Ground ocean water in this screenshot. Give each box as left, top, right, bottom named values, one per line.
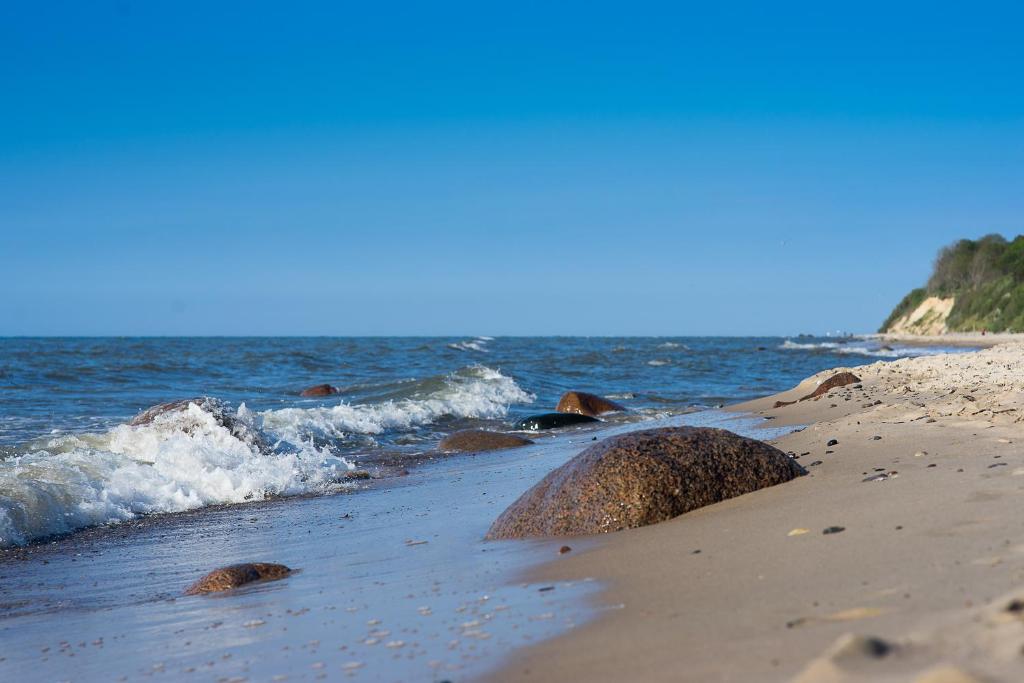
left=0, top=335, right=970, bottom=548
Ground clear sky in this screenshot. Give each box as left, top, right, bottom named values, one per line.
left=2, top=1, right=1022, bottom=336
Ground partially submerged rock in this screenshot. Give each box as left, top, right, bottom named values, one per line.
left=555, top=391, right=625, bottom=417
left=801, top=372, right=862, bottom=401
left=513, top=413, right=600, bottom=431
left=487, top=426, right=806, bottom=539
left=300, top=383, right=338, bottom=397
left=130, top=397, right=270, bottom=453
left=185, top=562, right=292, bottom=595
left=439, top=430, right=534, bottom=452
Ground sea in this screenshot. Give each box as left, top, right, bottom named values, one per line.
left=0, top=335, right=965, bottom=549
left=0, top=335, right=973, bottom=682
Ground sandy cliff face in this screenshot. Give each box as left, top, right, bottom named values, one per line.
left=884, top=296, right=954, bottom=335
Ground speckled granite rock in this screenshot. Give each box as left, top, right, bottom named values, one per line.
left=486, top=426, right=805, bottom=539
left=555, top=391, right=626, bottom=417
left=438, top=430, right=534, bottom=452
left=185, top=563, right=292, bottom=595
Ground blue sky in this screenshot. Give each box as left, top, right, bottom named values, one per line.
left=2, top=1, right=1022, bottom=335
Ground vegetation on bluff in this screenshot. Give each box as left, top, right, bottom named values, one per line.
left=881, top=234, right=1024, bottom=333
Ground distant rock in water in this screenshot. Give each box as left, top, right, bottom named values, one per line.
left=439, top=430, right=534, bottom=452
left=486, top=426, right=806, bottom=539
left=801, top=372, right=862, bottom=401
left=299, top=383, right=338, bottom=397
left=130, top=397, right=270, bottom=454
left=514, top=413, right=600, bottom=431
left=185, top=562, right=292, bottom=595
left=555, top=391, right=625, bottom=417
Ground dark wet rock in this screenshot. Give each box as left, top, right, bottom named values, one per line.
left=486, top=426, right=806, bottom=539
left=555, top=391, right=625, bottom=417
left=130, top=397, right=271, bottom=454
left=822, top=526, right=845, bottom=535
left=774, top=400, right=796, bottom=409
left=438, top=430, right=534, bottom=453
left=299, top=383, right=338, bottom=398
left=801, top=372, right=862, bottom=401
left=185, top=563, right=292, bottom=595
left=513, top=413, right=600, bottom=431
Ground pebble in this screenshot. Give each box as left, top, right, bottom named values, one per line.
left=914, top=451, right=928, bottom=457
left=808, top=460, right=823, bottom=466
left=787, top=528, right=810, bottom=536
left=559, top=545, right=572, bottom=554
left=871, top=435, right=882, bottom=440
left=827, top=439, right=839, bottom=447
left=823, top=526, right=845, bottom=535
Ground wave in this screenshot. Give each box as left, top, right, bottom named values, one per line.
left=262, top=365, right=534, bottom=443
left=0, top=366, right=532, bottom=548
left=0, top=401, right=354, bottom=547
left=779, top=340, right=960, bottom=358
left=447, top=336, right=493, bottom=352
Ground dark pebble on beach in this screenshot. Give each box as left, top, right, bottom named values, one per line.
left=827, top=439, right=839, bottom=447
left=808, top=460, right=823, bottom=466
left=1006, top=599, right=1024, bottom=614
left=872, top=435, right=882, bottom=440
left=927, top=463, right=937, bottom=467
left=822, top=526, right=845, bottom=535
left=559, top=545, right=572, bottom=554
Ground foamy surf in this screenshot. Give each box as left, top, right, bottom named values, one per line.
left=262, top=365, right=534, bottom=443
left=0, top=366, right=533, bottom=547
left=779, top=340, right=957, bottom=358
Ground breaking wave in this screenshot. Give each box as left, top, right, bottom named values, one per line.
left=779, top=340, right=961, bottom=358
left=0, top=366, right=532, bottom=547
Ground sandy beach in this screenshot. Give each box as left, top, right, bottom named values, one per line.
left=493, top=343, right=1024, bottom=682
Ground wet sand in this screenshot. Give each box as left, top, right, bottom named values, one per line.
left=492, top=343, right=1024, bottom=682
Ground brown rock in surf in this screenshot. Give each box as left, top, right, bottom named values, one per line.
left=800, top=372, right=862, bottom=401
left=300, top=383, right=338, bottom=397
left=486, top=426, right=806, bottom=539
left=555, top=391, right=626, bottom=417
left=439, top=430, right=534, bottom=452
left=185, top=563, right=292, bottom=595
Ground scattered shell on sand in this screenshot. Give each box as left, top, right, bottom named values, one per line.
left=788, top=528, right=810, bottom=536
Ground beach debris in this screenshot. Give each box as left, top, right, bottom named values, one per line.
left=559, top=545, right=572, bottom=554
left=788, top=528, right=810, bottom=536
left=871, top=435, right=883, bottom=440
left=555, top=391, right=626, bottom=417
left=405, top=539, right=428, bottom=546
left=823, top=526, right=846, bottom=535
left=800, top=372, right=861, bottom=401
left=185, top=562, right=292, bottom=595
left=808, top=460, right=823, bottom=466
left=915, top=450, right=928, bottom=457
left=486, top=426, right=805, bottom=539
left=299, top=383, right=337, bottom=397
left=513, top=412, right=600, bottom=431
left=863, top=471, right=898, bottom=482
left=438, top=430, right=533, bottom=453
left=773, top=400, right=796, bottom=409
left=827, top=439, right=839, bottom=447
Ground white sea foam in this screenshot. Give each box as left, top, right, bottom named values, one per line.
left=261, top=366, right=534, bottom=443
left=779, top=340, right=960, bottom=358
left=648, top=359, right=671, bottom=366
left=0, top=402, right=354, bottom=547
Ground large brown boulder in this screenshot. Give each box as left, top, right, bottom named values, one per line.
left=555, top=391, right=625, bottom=417
left=439, top=430, right=534, bottom=452
left=801, top=372, right=862, bottom=401
left=300, top=383, right=338, bottom=397
left=185, top=562, right=292, bottom=595
left=486, top=426, right=805, bottom=539
left=130, top=397, right=270, bottom=454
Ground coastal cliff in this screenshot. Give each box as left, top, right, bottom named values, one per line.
left=880, top=234, right=1024, bottom=334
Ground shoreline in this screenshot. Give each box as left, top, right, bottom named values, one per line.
left=870, top=331, right=1024, bottom=348
left=491, top=343, right=1024, bottom=682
